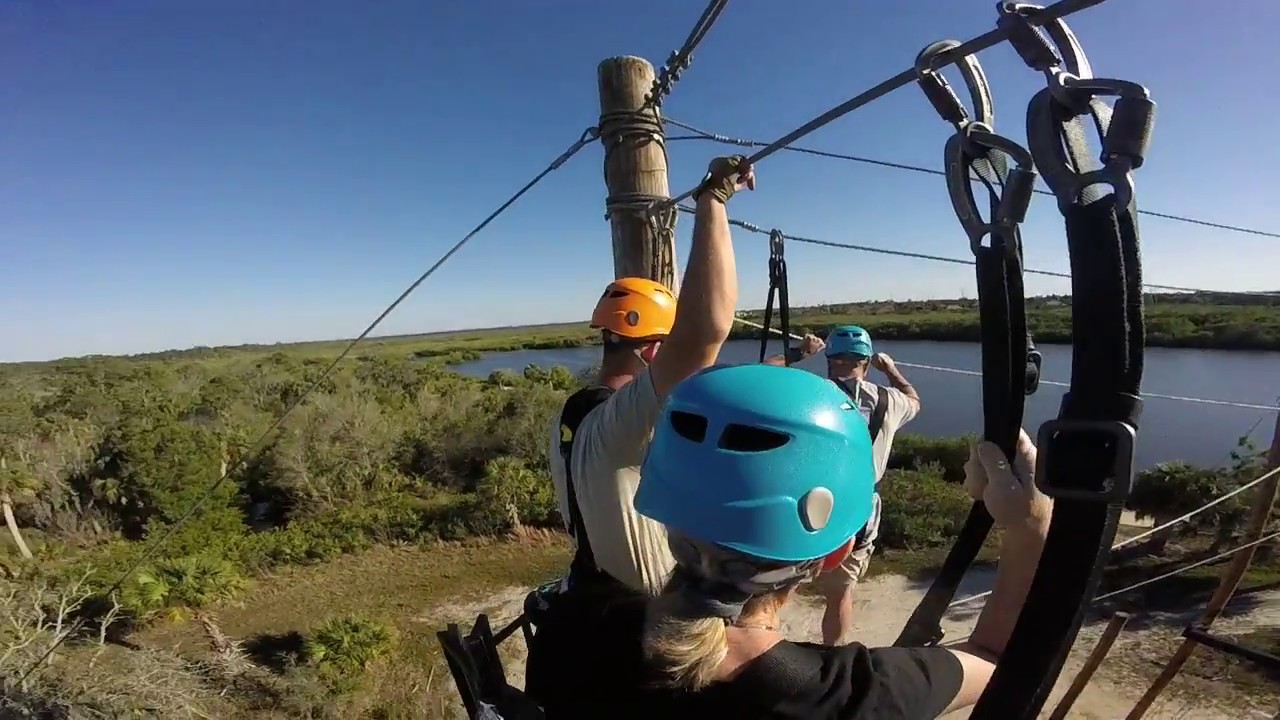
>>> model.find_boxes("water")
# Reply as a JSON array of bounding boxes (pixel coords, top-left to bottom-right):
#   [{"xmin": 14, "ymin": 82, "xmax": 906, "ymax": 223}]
[{"xmin": 452, "ymin": 339, "xmax": 1280, "ymax": 470}]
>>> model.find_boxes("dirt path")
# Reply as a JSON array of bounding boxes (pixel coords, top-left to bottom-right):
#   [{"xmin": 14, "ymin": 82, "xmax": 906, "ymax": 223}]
[{"xmin": 425, "ymin": 570, "xmax": 1280, "ymax": 720}]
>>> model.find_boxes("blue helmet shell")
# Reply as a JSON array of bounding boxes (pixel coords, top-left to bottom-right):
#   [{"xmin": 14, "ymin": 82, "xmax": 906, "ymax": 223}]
[
  {"xmin": 635, "ymin": 364, "xmax": 877, "ymax": 563},
  {"xmin": 825, "ymin": 325, "xmax": 874, "ymax": 358}
]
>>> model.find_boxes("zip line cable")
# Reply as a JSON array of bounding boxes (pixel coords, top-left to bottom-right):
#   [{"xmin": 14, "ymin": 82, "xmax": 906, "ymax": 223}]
[
  {"xmin": 645, "ymin": 0, "xmax": 732, "ymax": 110},
  {"xmin": 684, "ymin": 206, "xmax": 1280, "ymax": 299},
  {"xmin": 664, "ymin": 0, "xmax": 1111, "ymax": 208},
  {"xmin": 665, "ymin": 117, "xmax": 1280, "ymax": 241},
  {"xmin": 736, "ymin": 316, "xmax": 1280, "ymax": 412},
  {"xmin": 15, "ymin": 127, "xmax": 601, "ymax": 684}
]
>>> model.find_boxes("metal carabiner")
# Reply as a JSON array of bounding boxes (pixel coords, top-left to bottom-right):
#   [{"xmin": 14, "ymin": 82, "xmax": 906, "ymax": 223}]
[
  {"xmin": 944, "ymin": 125, "xmax": 1038, "ymax": 256},
  {"xmin": 997, "ymin": 1, "xmax": 1094, "ymax": 98},
  {"xmin": 914, "ymin": 40, "xmax": 995, "ymax": 130},
  {"xmin": 1027, "ymin": 77, "xmax": 1154, "ymax": 212}
]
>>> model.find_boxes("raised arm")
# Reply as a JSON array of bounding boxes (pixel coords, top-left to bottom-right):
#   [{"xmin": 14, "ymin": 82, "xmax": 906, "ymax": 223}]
[
  {"xmin": 649, "ymin": 156, "xmax": 755, "ymax": 400},
  {"xmin": 762, "ymin": 334, "xmax": 825, "ymax": 367}
]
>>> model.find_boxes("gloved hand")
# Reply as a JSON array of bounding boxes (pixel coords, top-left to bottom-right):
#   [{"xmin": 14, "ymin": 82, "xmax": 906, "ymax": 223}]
[
  {"xmin": 692, "ymin": 155, "xmax": 756, "ymax": 204},
  {"xmin": 963, "ymin": 428, "xmax": 1052, "ymax": 531}
]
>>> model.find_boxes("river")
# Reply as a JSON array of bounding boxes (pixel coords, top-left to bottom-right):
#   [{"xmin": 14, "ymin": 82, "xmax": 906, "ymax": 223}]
[{"xmin": 451, "ymin": 339, "xmax": 1280, "ymax": 470}]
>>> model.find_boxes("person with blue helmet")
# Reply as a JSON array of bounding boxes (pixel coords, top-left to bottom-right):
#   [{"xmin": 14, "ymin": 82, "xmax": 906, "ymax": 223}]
[
  {"xmin": 546, "ymin": 363, "xmax": 1049, "ymax": 719},
  {"xmin": 811, "ymin": 324, "xmax": 922, "ymax": 646}
]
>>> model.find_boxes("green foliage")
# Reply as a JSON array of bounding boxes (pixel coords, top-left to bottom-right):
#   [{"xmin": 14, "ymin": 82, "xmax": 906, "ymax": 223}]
[
  {"xmin": 887, "ymin": 434, "xmax": 973, "ymax": 483},
  {"xmin": 304, "ymin": 615, "xmax": 395, "ymax": 676},
  {"xmin": 121, "ymin": 554, "xmax": 247, "ymax": 619},
  {"xmin": 1128, "ymin": 461, "xmax": 1246, "ymax": 530},
  {"xmin": 463, "ymin": 457, "xmax": 561, "ymax": 535},
  {"xmin": 878, "ymin": 464, "xmax": 973, "ymax": 550}
]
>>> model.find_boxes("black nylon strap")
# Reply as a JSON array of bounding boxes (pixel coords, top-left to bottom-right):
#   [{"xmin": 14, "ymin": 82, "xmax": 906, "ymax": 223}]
[
  {"xmin": 896, "ymin": 90, "xmax": 1038, "ymax": 649},
  {"xmin": 969, "ymin": 16, "xmax": 1151, "ymax": 713},
  {"xmin": 758, "ymin": 230, "xmax": 792, "ymax": 365},
  {"xmin": 557, "ymin": 386, "xmax": 616, "ymax": 584}
]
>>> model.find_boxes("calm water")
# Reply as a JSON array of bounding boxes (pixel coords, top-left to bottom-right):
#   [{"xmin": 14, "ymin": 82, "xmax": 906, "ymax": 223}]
[{"xmin": 452, "ymin": 339, "xmax": 1280, "ymax": 470}]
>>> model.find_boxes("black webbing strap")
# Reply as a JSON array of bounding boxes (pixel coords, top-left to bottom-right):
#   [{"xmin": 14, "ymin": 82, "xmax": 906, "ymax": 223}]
[
  {"xmin": 970, "ymin": 6, "xmax": 1154, "ymax": 718},
  {"xmin": 895, "ymin": 39, "xmax": 1040, "ymax": 649},
  {"xmin": 557, "ymin": 386, "xmax": 616, "ymax": 584},
  {"xmin": 757, "ymin": 230, "xmax": 792, "ymax": 365}
]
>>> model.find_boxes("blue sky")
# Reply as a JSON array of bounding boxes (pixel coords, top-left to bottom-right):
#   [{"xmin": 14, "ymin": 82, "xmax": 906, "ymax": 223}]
[{"xmin": 3, "ymin": 0, "xmax": 1278, "ymax": 362}]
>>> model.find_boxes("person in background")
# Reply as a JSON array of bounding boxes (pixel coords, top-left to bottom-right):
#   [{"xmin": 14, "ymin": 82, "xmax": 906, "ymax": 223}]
[
  {"xmin": 525, "ymin": 156, "xmax": 755, "ymax": 714},
  {"xmin": 558, "ymin": 363, "xmax": 1049, "ymax": 718},
  {"xmin": 813, "ymin": 324, "xmax": 922, "ymax": 645}
]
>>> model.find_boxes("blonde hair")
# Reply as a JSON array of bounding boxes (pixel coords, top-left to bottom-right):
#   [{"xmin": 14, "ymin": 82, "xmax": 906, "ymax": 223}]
[{"xmin": 642, "ymin": 586, "xmax": 789, "ymax": 691}]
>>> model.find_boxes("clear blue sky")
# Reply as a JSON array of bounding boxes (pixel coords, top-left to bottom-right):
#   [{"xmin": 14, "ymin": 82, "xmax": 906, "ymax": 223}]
[{"xmin": 3, "ymin": 0, "xmax": 1278, "ymax": 362}]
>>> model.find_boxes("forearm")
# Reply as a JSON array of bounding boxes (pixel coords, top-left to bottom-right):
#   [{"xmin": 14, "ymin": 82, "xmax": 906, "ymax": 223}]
[
  {"xmin": 883, "ymin": 364, "xmax": 920, "ymax": 402},
  {"xmin": 963, "ymin": 517, "xmax": 1050, "ymax": 657},
  {"xmin": 669, "ymin": 196, "xmax": 737, "ymax": 347}
]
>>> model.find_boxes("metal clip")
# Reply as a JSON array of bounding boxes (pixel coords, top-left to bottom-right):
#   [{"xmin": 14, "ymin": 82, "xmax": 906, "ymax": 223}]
[
  {"xmin": 914, "ymin": 40, "xmax": 995, "ymax": 130},
  {"xmin": 768, "ymin": 229, "xmax": 785, "ymax": 260},
  {"xmin": 997, "ymin": 1, "xmax": 1094, "ymax": 99},
  {"xmin": 1027, "ymin": 77, "xmax": 1154, "ymax": 211},
  {"xmin": 1025, "ymin": 334, "xmax": 1043, "ymax": 396},
  {"xmin": 944, "ymin": 126, "xmax": 1039, "ymax": 255}
]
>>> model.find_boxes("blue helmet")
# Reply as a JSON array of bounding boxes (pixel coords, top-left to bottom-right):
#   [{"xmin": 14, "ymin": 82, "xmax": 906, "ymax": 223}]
[
  {"xmin": 635, "ymin": 364, "xmax": 877, "ymax": 563},
  {"xmin": 825, "ymin": 325, "xmax": 873, "ymax": 358}
]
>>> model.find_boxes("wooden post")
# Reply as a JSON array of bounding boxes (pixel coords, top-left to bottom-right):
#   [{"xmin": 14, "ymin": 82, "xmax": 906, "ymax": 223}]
[
  {"xmin": 1125, "ymin": 410, "xmax": 1280, "ymax": 720},
  {"xmin": 597, "ymin": 56, "xmax": 676, "ymax": 290},
  {"xmin": 1047, "ymin": 612, "xmax": 1131, "ymax": 720}
]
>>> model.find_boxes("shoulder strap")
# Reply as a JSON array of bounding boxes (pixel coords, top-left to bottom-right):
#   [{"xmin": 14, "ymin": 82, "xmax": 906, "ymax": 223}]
[
  {"xmin": 558, "ymin": 386, "xmax": 616, "ymax": 578},
  {"xmin": 869, "ymin": 384, "xmax": 890, "ymax": 443}
]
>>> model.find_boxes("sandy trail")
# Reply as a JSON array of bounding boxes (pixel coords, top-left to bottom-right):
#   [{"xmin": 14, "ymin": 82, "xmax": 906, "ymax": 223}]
[{"xmin": 425, "ymin": 570, "xmax": 1280, "ymax": 720}]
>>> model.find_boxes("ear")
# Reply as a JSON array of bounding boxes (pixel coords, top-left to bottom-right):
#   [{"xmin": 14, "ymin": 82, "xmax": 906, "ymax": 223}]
[{"xmin": 820, "ymin": 538, "xmax": 855, "ymax": 573}]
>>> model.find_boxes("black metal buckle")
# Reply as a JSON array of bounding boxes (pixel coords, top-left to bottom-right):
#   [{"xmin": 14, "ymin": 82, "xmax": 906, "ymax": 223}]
[
  {"xmin": 1027, "ymin": 77, "xmax": 1153, "ymax": 212},
  {"xmin": 1025, "ymin": 336, "xmax": 1043, "ymax": 396},
  {"xmin": 944, "ymin": 126, "xmax": 1038, "ymax": 256},
  {"xmin": 914, "ymin": 40, "xmax": 995, "ymax": 130},
  {"xmin": 768, "ymin": 228, "xmax": 785, "ymax": 261},
  {"xmin": 1033, "ymin": 419, "xmax": 1137, "ymax": 503}
]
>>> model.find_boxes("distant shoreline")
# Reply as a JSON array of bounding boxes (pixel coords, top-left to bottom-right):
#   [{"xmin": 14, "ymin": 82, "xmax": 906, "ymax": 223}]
[{"xmin": 9, "ymin": 293, "xmax": 1280, "ymax": 367}]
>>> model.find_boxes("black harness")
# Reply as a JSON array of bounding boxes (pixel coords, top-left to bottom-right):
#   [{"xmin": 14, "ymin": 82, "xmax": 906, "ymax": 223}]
[
  {"xmin": 757, "ymin": 230, "xmax": 793, "ymax": 365},
  {"xmin": 896, "ymin": 36, "xmax": 1042, "ymax": 649},
  {"xmin": 970, "ymin": 6, "xmax": 1151, "ymax": 717},
  {"xmin": 556, "ymin": 385, "xmax": 619, "ymax": 586}
]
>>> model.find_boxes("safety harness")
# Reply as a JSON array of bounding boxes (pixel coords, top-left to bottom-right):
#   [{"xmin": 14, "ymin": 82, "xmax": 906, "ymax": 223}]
[
  {"xmin": 895, "ymin": 36, "xmax": 1042, "ymax": 648},
  {"xmin": 969, "ymin": 4, "xmax": 1152, "ymax": 717},
  {"xmin": 556, "ymin": 385, "xmax": 617, "ymax": 585},
  {"xmin": 757, "ymin": 230, "xmax": 793, "ymax": 365}
]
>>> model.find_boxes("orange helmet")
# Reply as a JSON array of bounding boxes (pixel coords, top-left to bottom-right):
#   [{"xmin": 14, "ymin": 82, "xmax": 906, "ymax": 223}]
[{"xmin": 590, "ymin": 277, "xmax": 677, "ymax": 339}]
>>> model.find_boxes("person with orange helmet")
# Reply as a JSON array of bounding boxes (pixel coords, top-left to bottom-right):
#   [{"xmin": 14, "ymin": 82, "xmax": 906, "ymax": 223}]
[{"xmin": 525, "ymin": 155, "xmax": 756, "ymax": 708}]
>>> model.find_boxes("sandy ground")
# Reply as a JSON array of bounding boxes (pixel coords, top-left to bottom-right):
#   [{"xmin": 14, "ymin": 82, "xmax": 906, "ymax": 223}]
[{"xmin": 424, "ymin": 569, "xmax": 1280, "ymax": 720}]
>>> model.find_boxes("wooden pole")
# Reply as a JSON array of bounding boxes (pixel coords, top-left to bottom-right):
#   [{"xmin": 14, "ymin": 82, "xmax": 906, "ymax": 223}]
[
  {"xmin": 597, "ymin": 56, "xmax": 676, "ymax": 290},
  {"xmin": 1124, "ymin": 410, "xmax": 1280, "ymax": 720},
  {"xmin": 1047, "ymin": 612, "xmax": 1131, "ymax": 720}
]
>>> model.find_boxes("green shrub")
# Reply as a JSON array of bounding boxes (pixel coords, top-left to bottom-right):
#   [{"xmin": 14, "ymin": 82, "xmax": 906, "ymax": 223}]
[
  {"xmin": 888, "ymin": 434, "xmax": 973, "ymax": 483},
  {"xmin": 121, "ymin": 554, "xmax": 247, "ymax": 619},
  {"xmin": 305, "ymin": 615, "xmax": 395, "ymax": 676},
  {"xmin": 462, "ymin": 457, "xmax": 559, "ymax": 535},
  {"xmin": 878, "ymin": 464, "xmax": 972, "ymax": 550}
]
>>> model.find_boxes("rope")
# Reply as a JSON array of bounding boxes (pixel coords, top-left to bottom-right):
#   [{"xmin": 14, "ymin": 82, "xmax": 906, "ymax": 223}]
[
  {"xmin": 1095, "ymin": 530, "xmax": 1280, "ymax": 603},
  {"xmin": 14, "ymin": 126, "xmax": 602, "ymax": 686},
  {"xmin": 947, "ymin": 464, "xmax": 1280, "ymax": 609},
  {"xmin": 664, "ymin": 0, "xmax": 1113, "ymax": 208},
  {"xmin": 665, "ymin": 117, "xmax": 1280, "ymax": 241},
  {"xmin": 687, "ymin": 206, "xmax": 1280, "ymax": 299},
  {"xmin": 733, "ymin": 316, "xmax": 1280, "ymax": 411}
]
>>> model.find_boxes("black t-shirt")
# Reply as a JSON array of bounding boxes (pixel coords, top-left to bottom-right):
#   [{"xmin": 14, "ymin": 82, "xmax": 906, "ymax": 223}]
[{"xmin": 529, "ymin": 590, "xmax": 965, "ymax": 720}]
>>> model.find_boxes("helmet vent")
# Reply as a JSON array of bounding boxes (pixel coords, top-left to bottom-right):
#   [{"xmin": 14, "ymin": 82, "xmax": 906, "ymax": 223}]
[
  {"xmin": 607, "ymin": 290, "xmax": 629, "ymax": 299},
  {"xmin": 718, "ymin": 424, "xmax": 789, "ymax": 452},
  {"xmin": 669, "ymin": 411, "xmax": 708, "ymax": 443}
]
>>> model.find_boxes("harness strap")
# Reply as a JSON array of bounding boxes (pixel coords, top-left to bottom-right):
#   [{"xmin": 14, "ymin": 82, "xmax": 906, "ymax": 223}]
[
  {"xmin": 758, "ymin": 230, "xmax": 792, "ymax": 365},
  {"xmin": 557, "ymin": 386, "xmax": 617, "ymax": 583},
  {"xmin": 896, "ymin": 40, "xmax": 1040, "ymax": 649},
  {"xmin": 970, "ymin": 7, "xmax": 1152, "ymax": 717}
]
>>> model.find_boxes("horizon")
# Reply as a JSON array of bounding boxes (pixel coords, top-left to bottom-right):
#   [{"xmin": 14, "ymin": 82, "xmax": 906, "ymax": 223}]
[{"xmin": 5, "ymin": 1, "xmax": 1279, "ymax": 362}]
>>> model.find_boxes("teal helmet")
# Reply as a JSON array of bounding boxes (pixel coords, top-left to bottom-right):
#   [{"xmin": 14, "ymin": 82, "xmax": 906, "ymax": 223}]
[
  {"xmin": 825, "ymin": 325, "xmax": 874, "ymax": 358},
  {"xmin": 634, "ymin": 364, "xmax": 876, "ymax": 563}
]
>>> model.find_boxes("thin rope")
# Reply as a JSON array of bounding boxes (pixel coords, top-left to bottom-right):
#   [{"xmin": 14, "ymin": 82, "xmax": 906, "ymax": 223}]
[
  {"xmin": 735, "ymin": 316, "xmax": 1280, "ymax": 411},
  {"xmin": 1093, "ymin": 530, "xmax": 1280, "ymax": 603},
  {"xmin": 14, "ymin": 127, "xmax": 601, "ymax": 686},
  {"xmin": 665, "ymin": 117, "xmax": 1280, "ymax": 241},
  {"xmin": 664, "ymin": 0, "xmax": 1112, "ymax": 208},
  {"xmin": 945, "ymin": 464, "xmax": 1280, "ymax": 609},
  {"xmin": 693, "ymin": 207, "xmax": 1280, "ymax": 299}
]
